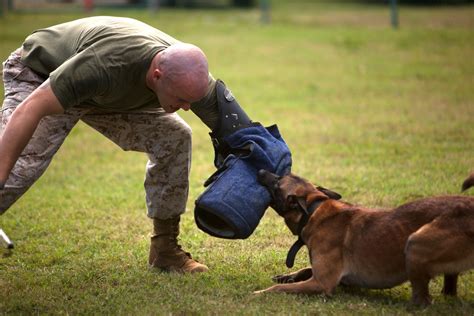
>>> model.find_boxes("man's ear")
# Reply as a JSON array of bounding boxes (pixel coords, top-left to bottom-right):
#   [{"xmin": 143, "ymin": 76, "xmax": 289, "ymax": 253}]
[
  {"xmin": 317, "ymin": 186, "xmax": 342, "ymax": 200},
  {"xmin": 153, "ymin": 68, "xmax": 162, "ymax": 80}
]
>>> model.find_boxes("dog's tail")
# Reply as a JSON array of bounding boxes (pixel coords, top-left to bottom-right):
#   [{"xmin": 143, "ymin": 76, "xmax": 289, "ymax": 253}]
[{"xmin": 462, "ymin": 172, "xmax": 474, "ymax": 192}]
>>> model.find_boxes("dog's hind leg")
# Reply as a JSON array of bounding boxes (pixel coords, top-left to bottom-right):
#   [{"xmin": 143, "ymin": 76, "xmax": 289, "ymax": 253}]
[
  {"xmin": 405, "ymin": 217, "xmax": 474, "ymax": 306},
  {"xmin": 442, "ymin": 273, "xmax": 458, "ymax": 296},
  {"xmin": 405, "ymin": 262, "xmax": 431, "ymax": 306},
  {"xmin": 405, "ymin": 223, "xmax": 439, "ymax": 306}
]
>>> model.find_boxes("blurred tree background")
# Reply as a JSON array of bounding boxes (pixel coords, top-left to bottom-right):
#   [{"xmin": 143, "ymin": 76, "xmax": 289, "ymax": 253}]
[
  {"xmin": 362, "ymin": 0, "xmax": 474, "ymax": 5},
  {"xmin": 2, "ymin": 0, "xmax": 473, "ymax": 13}
]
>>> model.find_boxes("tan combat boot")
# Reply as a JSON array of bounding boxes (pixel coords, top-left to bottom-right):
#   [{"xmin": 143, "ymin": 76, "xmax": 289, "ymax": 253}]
[{"xmin": 149, "ymin": 216, "xmax": 208, "ymax": 273}]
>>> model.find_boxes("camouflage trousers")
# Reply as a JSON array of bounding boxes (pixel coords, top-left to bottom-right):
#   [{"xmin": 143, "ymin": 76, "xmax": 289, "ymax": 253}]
[{"xmin": 0, "ymin": 49, "xmax": 191, "ymax": 219}]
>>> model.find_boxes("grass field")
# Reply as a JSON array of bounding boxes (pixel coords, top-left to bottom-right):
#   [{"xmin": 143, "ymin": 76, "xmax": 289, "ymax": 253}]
[{"xmin": 1, "ymin": 1, "xmax": 473, "ymax": 314}]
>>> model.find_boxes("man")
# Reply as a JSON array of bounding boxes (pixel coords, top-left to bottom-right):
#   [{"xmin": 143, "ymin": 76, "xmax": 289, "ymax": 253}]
[{"xmin": 0, "ymin": 16, "xmax": 250, "ymax": 273}]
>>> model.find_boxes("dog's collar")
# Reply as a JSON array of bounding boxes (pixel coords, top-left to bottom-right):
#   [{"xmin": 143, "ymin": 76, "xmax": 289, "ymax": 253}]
[{"xmin": 285, "ymin": 199, "xmax": 323, "ymax": 268}]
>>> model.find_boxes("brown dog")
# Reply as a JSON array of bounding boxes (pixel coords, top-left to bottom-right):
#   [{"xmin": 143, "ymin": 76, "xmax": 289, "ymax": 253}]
[{"xmin": 256, "ymin": 170, "xmax": 474, "ymax": 306}]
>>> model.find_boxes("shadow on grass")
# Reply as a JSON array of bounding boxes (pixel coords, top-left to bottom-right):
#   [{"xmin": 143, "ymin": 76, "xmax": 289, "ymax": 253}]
[
  {"xmin": 336, "ymin": 283, "xmax": 474, "ymax": 312},
  {"xmin": 1, "ymin": 248, "xmax": 14, "ymax": 258}
]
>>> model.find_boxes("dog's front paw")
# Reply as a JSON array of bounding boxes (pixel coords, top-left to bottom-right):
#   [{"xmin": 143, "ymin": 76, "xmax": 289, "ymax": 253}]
[
  {"xmin": 253, "ymin": 289, "xmax": 266, "ymax": 294},
  {"xmin": 272, "ymin": 274, "xmax": 295, "ymax": 284}
]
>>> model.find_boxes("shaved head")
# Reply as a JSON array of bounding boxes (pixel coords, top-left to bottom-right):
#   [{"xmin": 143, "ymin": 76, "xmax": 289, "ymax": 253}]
[
  {"xmin": 156, "ymin": 43, "xmax": 209, "ymax": 100},
  {"xmin": 147, "ymin": 42, "xmax": 210, "ymax": 113}
]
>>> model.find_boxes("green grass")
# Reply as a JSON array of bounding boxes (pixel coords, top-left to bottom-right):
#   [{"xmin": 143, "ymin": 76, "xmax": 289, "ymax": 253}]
[{"xmin": 1, "ymin": 2, "xmax": 474, "ymax": 314}]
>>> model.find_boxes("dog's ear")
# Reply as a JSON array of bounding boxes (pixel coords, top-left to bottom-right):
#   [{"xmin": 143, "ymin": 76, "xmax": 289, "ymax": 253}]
[
  {"xmin": 317, "ymin": 186, "xmax": 342, "ymax": 200},
  {"xmin": 287, "ymin": 195, "xmax": 297, "ymax": 209},
  {"xmin": 288, "ymin": 195, "xmax": 312, "ymax": 213},
  {"xmin": 296, "ymin": 196, "xmax": 308, "ymax": 213},
  {"xmin": 287, "ymin": 195, "xmax": 304, "ymax": 211}
]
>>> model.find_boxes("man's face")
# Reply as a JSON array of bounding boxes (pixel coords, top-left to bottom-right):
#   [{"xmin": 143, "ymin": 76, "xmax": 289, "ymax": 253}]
[{"xmin": 155, "ymin": 76, "xmax": 205, "ymax": 113}]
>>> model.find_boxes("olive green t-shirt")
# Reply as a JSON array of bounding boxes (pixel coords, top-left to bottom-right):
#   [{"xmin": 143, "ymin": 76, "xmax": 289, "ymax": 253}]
[
  {"xmin": 21, "ymin": 16, "xmax": 219, "ymax": 129},
  {"xmin": 21, "ymin": 16, "xmax": 179, "ymax": 111}
]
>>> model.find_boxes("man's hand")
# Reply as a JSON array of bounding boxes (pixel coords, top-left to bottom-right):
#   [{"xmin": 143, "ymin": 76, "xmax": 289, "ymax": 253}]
[{"xmin": 0, "ymin": 79, "xmax": 64, "ymax": 185}]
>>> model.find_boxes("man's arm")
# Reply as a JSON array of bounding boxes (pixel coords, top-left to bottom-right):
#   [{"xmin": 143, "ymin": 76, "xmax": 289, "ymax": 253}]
[
  {"xmin": 0, "ymin": 79, "xmax": 64, "ymax": 188},
  {"xmin": 190, "ymin": 76, "xmax": 218, "ymax": 130},
  {"xmin": 191, "ymin": 78, "xmax": 253, "ymax": 168}
]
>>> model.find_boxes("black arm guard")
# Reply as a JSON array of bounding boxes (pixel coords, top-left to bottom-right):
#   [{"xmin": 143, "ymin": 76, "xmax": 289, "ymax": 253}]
[{"xmin": 210, "ymin": 80, "xmax": 254, "ymax": 168}]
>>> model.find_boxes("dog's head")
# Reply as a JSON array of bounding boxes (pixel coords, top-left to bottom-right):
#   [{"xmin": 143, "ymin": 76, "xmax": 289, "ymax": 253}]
[{"xmin": 258, "ymin": 169, "xmax": 341, "ymax": 235}]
